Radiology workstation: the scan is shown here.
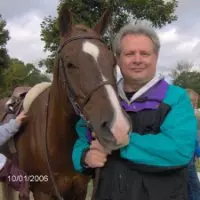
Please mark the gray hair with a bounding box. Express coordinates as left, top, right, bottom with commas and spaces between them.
112, 24, 160, 55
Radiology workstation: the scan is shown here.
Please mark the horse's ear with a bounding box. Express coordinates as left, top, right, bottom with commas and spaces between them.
93, 6, 112, 35
58, 3, 73, 37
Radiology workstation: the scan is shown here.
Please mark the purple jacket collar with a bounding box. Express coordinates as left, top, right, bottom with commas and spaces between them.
121, 79, 169, 112
140, 79, 168, 101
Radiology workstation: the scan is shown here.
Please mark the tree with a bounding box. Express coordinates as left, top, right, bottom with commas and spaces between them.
40, 0, 178, 72
173, 71, 200, 93
171, 60, 200, 95
0, 58, 50, 98
169, 60, 193, 81
0, 15, 10, 71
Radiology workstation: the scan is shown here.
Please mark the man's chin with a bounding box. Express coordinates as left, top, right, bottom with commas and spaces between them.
130, 75, 150, 84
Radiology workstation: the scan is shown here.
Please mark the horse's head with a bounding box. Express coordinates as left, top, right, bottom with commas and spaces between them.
55, 4, 131, 151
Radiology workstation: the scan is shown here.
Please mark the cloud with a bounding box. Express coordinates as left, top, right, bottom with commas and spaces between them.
0, 0, 57, 20
158, 28, 179, 44
154, 0, 200, 75
1, 0, 200, 76
176, 38, 200, 53
6, 11, 49, 65
157, 20, 200, 75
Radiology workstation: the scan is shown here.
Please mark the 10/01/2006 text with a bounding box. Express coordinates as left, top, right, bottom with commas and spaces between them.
8, 175, 48, 182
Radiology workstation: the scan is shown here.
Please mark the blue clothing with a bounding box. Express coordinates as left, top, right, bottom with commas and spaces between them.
0, 119, 20, 146
72, 82, 197, 172
187, 119, 200, 200
195, 139, 200, 158
0, 119, 20, 170
72, 119, 90, 172
188, 157, 200, 200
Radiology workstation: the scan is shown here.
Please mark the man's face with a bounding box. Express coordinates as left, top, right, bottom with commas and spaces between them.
117, 34, 158, 85
190, 95, 198, 109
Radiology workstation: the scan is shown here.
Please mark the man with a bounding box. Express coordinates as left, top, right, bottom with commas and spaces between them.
0, 111, 29, 198
72, 24, 197, 200
186, 89, 200, 200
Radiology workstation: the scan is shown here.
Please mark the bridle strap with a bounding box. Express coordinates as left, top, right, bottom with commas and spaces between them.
60, 58, 112, 116
57, 36, 103, 53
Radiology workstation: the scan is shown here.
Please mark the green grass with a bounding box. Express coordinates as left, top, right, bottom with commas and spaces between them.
195, 159, 200, 172
86, 180, 93, 200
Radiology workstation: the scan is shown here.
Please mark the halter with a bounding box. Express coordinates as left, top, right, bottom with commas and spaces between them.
57, 35, 113, 127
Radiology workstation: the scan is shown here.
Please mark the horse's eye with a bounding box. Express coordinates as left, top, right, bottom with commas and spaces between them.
67, 62, 77, 69
64, 57, 76, 69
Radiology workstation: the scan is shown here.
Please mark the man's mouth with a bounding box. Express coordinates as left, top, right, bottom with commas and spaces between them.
130, 68, 145, 72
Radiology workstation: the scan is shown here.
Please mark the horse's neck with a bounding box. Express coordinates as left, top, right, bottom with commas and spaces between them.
47, 85, 77, 156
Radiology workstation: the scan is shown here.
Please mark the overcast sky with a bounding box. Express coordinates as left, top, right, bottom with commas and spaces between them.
1, 0, 200, 78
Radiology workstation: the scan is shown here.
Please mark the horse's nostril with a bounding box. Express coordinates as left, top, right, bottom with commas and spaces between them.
102, 121, 107, 128
101, 120, 111, 130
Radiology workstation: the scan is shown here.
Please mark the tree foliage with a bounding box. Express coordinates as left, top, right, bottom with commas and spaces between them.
0, 58, 50, 98
0, 15, 10, 71
40, 0, 178, 72
169, 60, 193, 81
0, 16, 50, 98
171, 60, 200, 95
173, 71, 200, 94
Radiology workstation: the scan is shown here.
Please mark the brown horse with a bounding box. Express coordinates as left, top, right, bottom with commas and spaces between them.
1, 3, 131, 200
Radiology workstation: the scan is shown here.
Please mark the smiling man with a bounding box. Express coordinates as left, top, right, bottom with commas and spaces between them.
72, 24, 197, 200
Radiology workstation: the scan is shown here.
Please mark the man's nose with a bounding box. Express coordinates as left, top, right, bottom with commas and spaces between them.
133, 53, 142, 64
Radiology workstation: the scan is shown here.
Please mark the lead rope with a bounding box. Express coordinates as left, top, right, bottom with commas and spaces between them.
44, 91, 64, 200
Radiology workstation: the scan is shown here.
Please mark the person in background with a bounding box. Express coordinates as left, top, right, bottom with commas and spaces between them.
0, 111, 29, 199
186, 88, 200, 200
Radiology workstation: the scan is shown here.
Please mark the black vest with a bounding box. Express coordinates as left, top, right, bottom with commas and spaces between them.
95, 88, 188, 200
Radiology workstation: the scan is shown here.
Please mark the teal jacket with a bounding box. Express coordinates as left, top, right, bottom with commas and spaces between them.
72, 84, 197, 172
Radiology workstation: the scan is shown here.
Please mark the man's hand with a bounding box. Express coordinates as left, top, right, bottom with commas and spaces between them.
16, 111, 27, 126
84, 139, 111, 168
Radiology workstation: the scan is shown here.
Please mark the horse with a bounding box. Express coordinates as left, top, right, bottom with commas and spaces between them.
0, 3, 131, 200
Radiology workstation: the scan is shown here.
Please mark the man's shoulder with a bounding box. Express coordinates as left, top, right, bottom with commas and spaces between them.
163, 84, 187, 105
167, 84, 185, 95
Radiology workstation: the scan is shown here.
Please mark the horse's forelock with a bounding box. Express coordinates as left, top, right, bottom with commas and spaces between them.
74, 24, 93, 33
